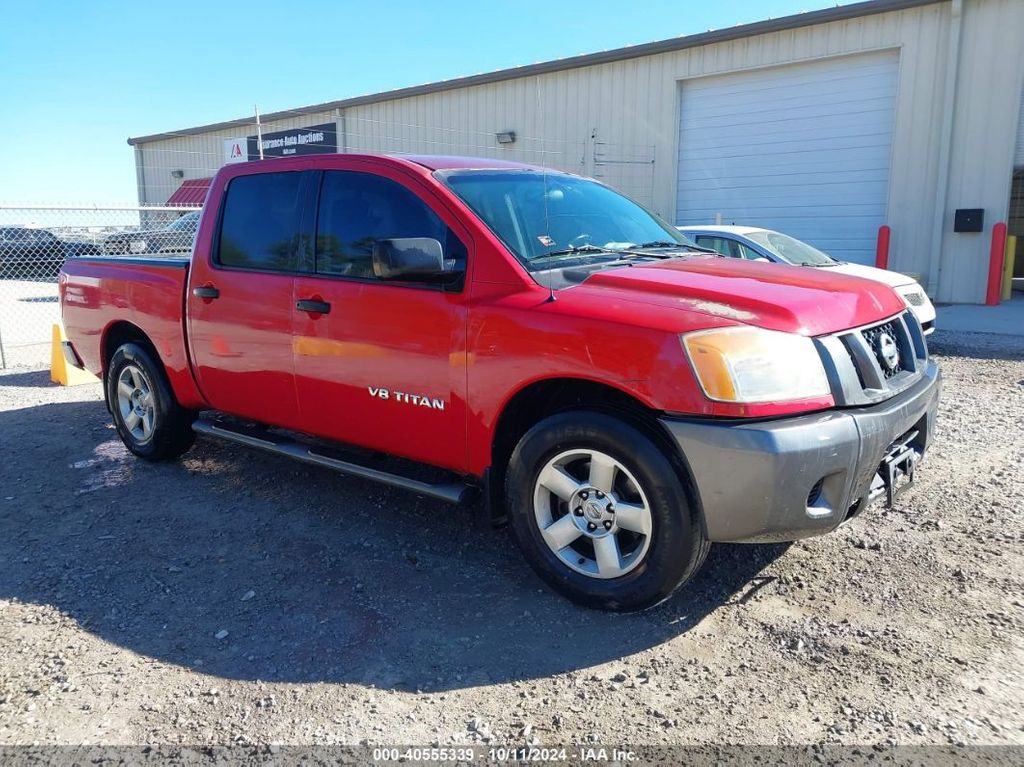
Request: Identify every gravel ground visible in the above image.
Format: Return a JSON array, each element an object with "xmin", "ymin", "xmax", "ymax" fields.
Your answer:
[{"xmin": 0, "ymin": 329, "xmax": 1021, "ymax": 752}]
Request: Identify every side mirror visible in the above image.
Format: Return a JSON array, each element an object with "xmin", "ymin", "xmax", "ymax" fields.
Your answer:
[
  {"xmin": 753, "ymin": 256, "xmax": 770, "ymax": 263},
  {"xmin": 372, "ymin": 238, "xmax": 445, "ymax": 280}
]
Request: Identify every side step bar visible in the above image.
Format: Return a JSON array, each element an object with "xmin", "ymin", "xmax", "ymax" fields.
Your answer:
[{"xmin": 192, "ymin": 418, "xmax": 474, "ymax": 505}]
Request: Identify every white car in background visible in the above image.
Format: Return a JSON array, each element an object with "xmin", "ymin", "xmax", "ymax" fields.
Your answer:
[{"xmin": 678, "ymin": 225, "xmax": 936, "ymax": 334}]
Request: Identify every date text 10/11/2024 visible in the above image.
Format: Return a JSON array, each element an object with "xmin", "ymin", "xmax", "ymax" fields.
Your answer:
[{"xmin": 371, "ymin": 746, "xmax": 638, "ymax": 762}]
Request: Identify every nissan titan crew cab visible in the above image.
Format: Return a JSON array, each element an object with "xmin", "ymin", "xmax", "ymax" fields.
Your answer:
[{"xmin": 59, "ymin": 155, "xmax": 941, "ymax": 611}]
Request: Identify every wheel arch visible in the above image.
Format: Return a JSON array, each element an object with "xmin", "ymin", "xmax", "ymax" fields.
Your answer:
[
  {"xmin": 486, "ymin": 376, "xmax": 702, "ymax": 527},
  {"xmin": 100, "ymin": 321, "xmax": 171, "ymax": 412},
  {"xmin": 101, "ymin": 320, "xmax": 157, "ymax": 374}
]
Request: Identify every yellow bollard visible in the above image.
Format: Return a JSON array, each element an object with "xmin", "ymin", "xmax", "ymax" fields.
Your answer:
[
  {"xmin": 1003, "ymin": 235, "xmax": 1017, "ymax": 301},
  {"xmin": 50, "ymin": 324, "xmax": 98, "ymax": 386}
]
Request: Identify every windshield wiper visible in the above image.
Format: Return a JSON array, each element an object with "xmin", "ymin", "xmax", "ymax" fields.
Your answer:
[
  {"xmin": 531, "ymin": 245, "xmax": 616, "ymax": 263},
  {"xmin": 635, "ymin": 240, "xmax": 686, "ymax": 249},
  {"xmin": 635, "ymin": 240, "xmax": 720, "ymax": 255}
]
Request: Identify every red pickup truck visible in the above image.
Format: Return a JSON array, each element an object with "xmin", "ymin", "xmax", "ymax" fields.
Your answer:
[{"xmin": 59, "ymin": 154, "xmax": 941, "ymax": 611}]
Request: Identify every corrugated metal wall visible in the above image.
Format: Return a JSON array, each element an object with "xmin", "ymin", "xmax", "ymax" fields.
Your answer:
[
  {"xmin": 136, "ymin": 0, "xmax": 1024, "ymax": 303},
  {"xmin": 936, "ymin": 0, "xmax": 1024, "ymax": 303}
]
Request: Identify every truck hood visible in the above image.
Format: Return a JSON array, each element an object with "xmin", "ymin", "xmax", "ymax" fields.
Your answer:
[{"xmin": 578, "ymin": 256, "xmax": 908, "ymax": 336}]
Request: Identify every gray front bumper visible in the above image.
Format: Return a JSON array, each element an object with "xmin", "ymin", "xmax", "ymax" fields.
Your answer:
[{"xmin": 661, "ymin": 361, "xmax": 941, "ymax": 543}]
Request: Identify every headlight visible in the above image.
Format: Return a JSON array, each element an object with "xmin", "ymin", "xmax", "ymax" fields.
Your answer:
[{"xmin": 681, "ymin": 326, "xmax": 830, "ymax": 403}]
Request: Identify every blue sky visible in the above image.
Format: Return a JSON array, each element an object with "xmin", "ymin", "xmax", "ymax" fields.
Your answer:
[{"xmin": 1, "ymin": 1, "xmax": 852, "ymax": 202}]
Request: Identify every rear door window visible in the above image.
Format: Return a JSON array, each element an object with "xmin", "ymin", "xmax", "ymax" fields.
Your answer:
[{"xmin": 217, "ymin": 172, "xmax": 304, "ymax": 271}]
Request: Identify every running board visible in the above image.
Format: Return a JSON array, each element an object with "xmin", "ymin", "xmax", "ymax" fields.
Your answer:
[{"xmin": 192, "ymin": 418, "xmax": 473, "ymax": 505}]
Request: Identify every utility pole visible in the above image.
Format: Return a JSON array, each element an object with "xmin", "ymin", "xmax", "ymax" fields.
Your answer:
[{"xmin": 254, "ymin": 104, "xmax": 265, "ymax": 160}]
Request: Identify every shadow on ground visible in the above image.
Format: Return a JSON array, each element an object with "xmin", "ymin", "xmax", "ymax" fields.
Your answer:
[
  {"xmin": 0, "ymin": 399, "xmax": 788, "ymax": 691},
  {"xmin": 0, "ymin": 368, "xmax": 55, "ymax": 388}
]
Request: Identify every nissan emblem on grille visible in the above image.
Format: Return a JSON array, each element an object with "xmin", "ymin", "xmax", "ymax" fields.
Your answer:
[
  {"xmin": 861, "ymin": 320, "xmax": 906, "ymax": 380},
  {"xmin": 877, "ymin": 332, "xmax": 900, "ymax": 371}
]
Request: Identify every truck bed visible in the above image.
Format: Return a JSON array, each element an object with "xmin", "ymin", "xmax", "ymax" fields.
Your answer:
[{"xmin": 60, "ymin": 254, "xmax": 205, "ymax": 408}]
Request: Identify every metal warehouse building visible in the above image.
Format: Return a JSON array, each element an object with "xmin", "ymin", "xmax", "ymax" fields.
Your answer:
[{"xmin": 129, "ymin": 0, "xmax": 1024, "ymax": 305}]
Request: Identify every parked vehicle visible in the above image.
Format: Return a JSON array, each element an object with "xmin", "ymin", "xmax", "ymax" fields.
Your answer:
[
  {"xmin": 103, "ymin": 210, "xmax": 201, "ymax": 255},
  {"xmin": 0, "ymin": 226, "xmax": 101, "ymax": 279},
  {"xmin": 677, "ymin": 225, "xmax": 937, "ymax": 334},
  {"xmin": 59, "ymin": 155, "xmax": 941, "ymax": 611}
]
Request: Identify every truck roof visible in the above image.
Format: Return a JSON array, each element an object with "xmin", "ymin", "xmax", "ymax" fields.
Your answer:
[
  {"xmin": 392, "ymin": 154, "xmax": 547, "ymax": 172},
  {"xmin": 214, "ymin": 154, "xmax": 556, "ymax": 178}
]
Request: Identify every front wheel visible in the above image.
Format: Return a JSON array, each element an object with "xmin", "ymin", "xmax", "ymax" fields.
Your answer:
[
  {"xmin": 106, "ymin": 342, "xmax": 195, "ymax": 461},
  {"xmin": 505, "ymin": 411, "xmax": 709, "ymax": 611}
]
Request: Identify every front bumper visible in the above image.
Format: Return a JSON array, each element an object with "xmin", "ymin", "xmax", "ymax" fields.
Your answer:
[{"xmin": 661, "ymin": 361, "xmax": 941, "ymax": 543}]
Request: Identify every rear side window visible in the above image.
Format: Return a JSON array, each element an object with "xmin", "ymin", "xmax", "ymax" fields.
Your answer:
[
  {"xmin": 315, "ymin": 171, "xmax": 466, "ymax": 279},
  {"xmin": 217, "ymin": 172, "xmax": 303, "ymax": 271},
  {"xmin": 696, "ymin": 235, "xmax": 739, "ymax": 258}
]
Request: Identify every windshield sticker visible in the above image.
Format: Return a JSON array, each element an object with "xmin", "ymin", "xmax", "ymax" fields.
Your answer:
[{"xmin": 537, "ymin": 235, "xmax": 555, "ymax": 247}]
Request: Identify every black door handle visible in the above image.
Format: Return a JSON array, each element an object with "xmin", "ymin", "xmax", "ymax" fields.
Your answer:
[
  {"xmin": 192, "ymin": 285, "xmax": 220, "ymax": 299},
  {"xmin": 296, "ymin": 298, "xmax": 331, "ymax": 314}
]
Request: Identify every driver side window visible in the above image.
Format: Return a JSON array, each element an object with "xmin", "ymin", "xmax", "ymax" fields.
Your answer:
[{"xmin": 316, "ymin": 171, "xmax": 466, "ymax": 280}]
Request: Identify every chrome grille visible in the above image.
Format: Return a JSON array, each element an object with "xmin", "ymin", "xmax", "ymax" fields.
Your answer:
[
  {"xmin": 862, "ymin": 320, "xmax": 904, "ymax": 379},
  {"xmin": 814, "ymin": 310, "xmax": 928, "ymax": 407}
]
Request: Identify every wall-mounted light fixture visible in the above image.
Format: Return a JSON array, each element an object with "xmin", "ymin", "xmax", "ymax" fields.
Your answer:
[
  {"xmin": 171, "ymin": 169, "xmax": 185, "ymax": 179},
  {"xmin": 495, "ymin": 131, "xmax": 516, "ymax": 145}
]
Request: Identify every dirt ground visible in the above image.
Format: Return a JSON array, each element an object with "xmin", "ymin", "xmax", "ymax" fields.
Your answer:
[{"xmin": 0, "ymin": 329, "xmax": 1021, "ymax": 753}]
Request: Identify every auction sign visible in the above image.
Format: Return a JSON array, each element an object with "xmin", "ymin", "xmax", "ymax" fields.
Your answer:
[{"xmin": 247, "ymin": 122, "xmax": 338, "ymax": 160}]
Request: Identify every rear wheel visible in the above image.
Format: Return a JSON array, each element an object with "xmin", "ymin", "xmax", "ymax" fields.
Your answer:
[
  {"xmin": 506, "ymin": 411, "xmax": 709, "ymax": 611},
  {"xmin": 106, "ymin": 342, "xmax": 195, "ymax": 461}
]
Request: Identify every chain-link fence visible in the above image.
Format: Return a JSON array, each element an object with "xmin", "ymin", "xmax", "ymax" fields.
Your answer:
[{"xmin": 0, "ymin": 205, "xmax": 201, "ymax": 368}]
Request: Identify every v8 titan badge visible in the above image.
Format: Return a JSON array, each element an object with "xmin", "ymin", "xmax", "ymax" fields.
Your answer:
[{"xmin": 368, "ymin": 386, "xmax": 446, "ymax": 411}]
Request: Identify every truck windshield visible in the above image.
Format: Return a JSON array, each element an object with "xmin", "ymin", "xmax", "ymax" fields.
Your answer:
[{"xmin": 440, "ymin": 169, "xmax": 692, "ymax": 269}]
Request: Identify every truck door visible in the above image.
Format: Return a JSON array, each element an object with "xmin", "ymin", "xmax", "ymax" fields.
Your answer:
[
  {"xmin": 187, "ymin": 170, "xmax": 313, "ymax": 430},
  {"xmin": 292, "ymin": 167, "xmax": 470, "ymax": 472}
]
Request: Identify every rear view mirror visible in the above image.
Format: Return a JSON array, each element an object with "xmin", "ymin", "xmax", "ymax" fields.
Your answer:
[{"xmin": 372, "ymin": 238, "xmax": 445, "ymax": 280}]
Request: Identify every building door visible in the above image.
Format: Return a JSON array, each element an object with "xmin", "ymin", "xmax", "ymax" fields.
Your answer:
[{"xmin": 676, "ymin": 50, "xmax": 899, "ymax": 265}]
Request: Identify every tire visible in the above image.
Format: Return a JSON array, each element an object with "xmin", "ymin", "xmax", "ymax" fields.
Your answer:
[
  {"xmin": 506, "ymin": 411, "xmax": 709, "ymax": 611},
  {"xmin": 106, "ymin": 342, "xmax": 195, "ymax": 461}
]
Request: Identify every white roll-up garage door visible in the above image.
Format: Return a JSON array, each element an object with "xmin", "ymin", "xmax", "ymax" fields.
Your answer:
[{"xmin": 676, "ymin": 51, "xmax": 899, "ymax": 265}]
